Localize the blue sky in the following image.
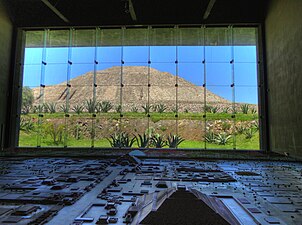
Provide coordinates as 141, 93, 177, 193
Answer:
23, 46, 258, 104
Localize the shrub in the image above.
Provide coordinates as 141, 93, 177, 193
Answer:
72, 104, 84, 114
131, 106, 138, 113
21, 105, 31, 115
236, 125, 246, 134
22, 86, 34, 114
244, 128, 256, 139
135, 133, 150, 148
145, 127, 155, 137
85, 99, 96, 113
205, 131, 216, 143
251, 108, 257, 114
222, 107, 229, 113
215, 133, 232, 145
210, 106, 219, 114
60, 104, 69, 113
73, 123, 83, 140
45, 103, 57, 114
107, 132, 136, 148
43, 103, 49, 113
20, 117, 34, 132
241, 104, 249, 114
151, 134, 167, 148
142, 104, 152, 114
33, 104, 44, 113
184, 108, 189, 113
222, 122, 231, 132
154, 104, 167, 113
167, 134, 184, 148
115, 104, 122, 113
98, 101, 113, 113
252, 121, 259, 131
204, 105, 212, 113
44, 122, 64, 145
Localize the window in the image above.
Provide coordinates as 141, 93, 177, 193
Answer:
19, 26, 260, 150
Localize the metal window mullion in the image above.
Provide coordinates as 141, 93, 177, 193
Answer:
203, 26, 207, 150
147, 26, 151, 149
175, 26, 179, 140
37, 29, 48, 147
230, 26, 236, 150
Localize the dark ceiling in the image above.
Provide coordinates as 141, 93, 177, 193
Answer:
4, 0, 268, 27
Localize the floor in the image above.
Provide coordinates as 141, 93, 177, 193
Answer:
0, 156, 301, 225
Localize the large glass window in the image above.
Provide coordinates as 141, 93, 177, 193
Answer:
19, 26, 260, 150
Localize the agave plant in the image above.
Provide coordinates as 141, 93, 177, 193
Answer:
210, 106, 219, 114
251, 108, 257, 114
107, 132, 136, 148
21, 105, 31, 114
151, 134, 167, 148
135, 133, 150, 148
33, 104, 44, 113
42, 103, 49, 113
215, 133, 232, 145
154, 104, 167, 113
131, 106, 138, 113
60, 104, 69, 113
236, 125, 246, 134
98, 101, 113, 113
222, 107, 229, 113
205, 131, 216, 143
115, 104, 122, 113
252, 120, 259, 131
20, 117, 34, 132
142, 104, 152, 114
241, 104, 249, 114
45, 102, 57, 114
244, 128, 256, 139
72, 104, 84, 114
85, 99, 96, 113
167, 134, 184, 148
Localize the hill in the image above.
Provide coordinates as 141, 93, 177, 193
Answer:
32, 66, 230, 112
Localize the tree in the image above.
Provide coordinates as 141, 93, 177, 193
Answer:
22, 86, 34, 114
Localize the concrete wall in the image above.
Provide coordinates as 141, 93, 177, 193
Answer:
265, 0, 302, 158
0, 0, 13, 149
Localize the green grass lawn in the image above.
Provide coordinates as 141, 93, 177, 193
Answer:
23, 112, 258, 122
19, 131, 259, 150
19, 111, 259, 150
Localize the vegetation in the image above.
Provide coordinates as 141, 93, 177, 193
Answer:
45, 102, 57, 114
72, 104, 84, 114
21, 87, 34, 114
154, 104, 167, 113
210, 106, 219, 114
115, 104, 122, 113
167, 134, 185, 148
151, 134, 167, 148
135, 133, 150, 148
97, 101, 113, 113
60, 104, 69, 113
142, 104, 152, 114
241, 104, 249, 114
18, 99, 260, 150
205, 131, 216, 143
215, 133, 232, 145
44, 122, 65, 145
20, 117, 34, 132
107, 132, 136, 148
85, 99, 96, 113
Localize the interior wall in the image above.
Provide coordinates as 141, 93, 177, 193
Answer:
0, 0, 13, 149
265, 0, 302, 158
